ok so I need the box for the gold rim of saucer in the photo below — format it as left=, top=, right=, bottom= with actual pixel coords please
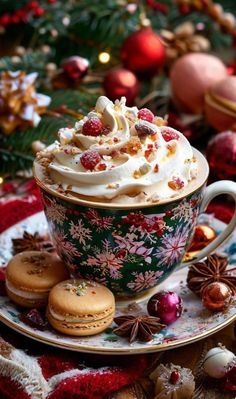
left=33, top=148, right=209, bottom=210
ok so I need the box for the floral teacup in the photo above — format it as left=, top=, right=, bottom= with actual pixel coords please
left=35, top=149, right=236, bottom=297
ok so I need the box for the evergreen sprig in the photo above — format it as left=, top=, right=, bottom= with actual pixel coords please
left=0, top=90, right=96, bottom=176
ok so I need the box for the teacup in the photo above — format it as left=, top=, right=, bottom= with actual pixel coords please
left=34, top=148, right=236, bottom=297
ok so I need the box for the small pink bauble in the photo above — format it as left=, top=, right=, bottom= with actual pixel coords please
left=147, top=290, right=183, bottom=325
left=205, top=76, right=236, bottom=131
left=170, top=53, right=227, bottom=114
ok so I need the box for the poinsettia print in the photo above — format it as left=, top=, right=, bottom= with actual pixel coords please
left=114, top=233, right=154, bottom=264
left=154, top=224, right=190, bottom=267
left=44, top=197, right=66, bottom=225
left=53, top=228, right=82, bottom=262
left=127, top=270, right=163, bottom=292
left=84, top=240, right=123, bottom=279
left=85, top=208, right=114, bottom=232
left=69, top=220, right=92, bottom=246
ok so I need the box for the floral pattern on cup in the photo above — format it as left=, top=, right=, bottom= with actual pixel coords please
left=41, top=189, right=203, bottom=296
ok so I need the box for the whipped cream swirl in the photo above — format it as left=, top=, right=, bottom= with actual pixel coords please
left=46, top=96, right=197, bottom=201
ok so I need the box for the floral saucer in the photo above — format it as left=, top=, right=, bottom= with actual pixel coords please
left=0, top=212, right=235, bottom=354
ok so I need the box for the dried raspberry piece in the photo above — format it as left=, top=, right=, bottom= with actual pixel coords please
left=82, top=118, right=103, bottom=136
left=80, top=150, right=101, bottom=170
left=161, top=128, right=179, bottom=142
left=138, top=108, right=154, bottom=123
left=135, top=122, right=156, bottom=137
left=19, top=309, right=48, bottom=331
left=97, top=163, right=107, bottom=171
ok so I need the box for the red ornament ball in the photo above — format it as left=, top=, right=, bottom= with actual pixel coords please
left=103, top=68, right=140, bottom=106
left=62, top=56, right=89, bottom=81
left=206, top=131, right=236, bottom=181
left=120, top=28, right=166, bottom=75
left=202, top=282, right=232, bottom=312
left=147, top=291, right=183, bottom=325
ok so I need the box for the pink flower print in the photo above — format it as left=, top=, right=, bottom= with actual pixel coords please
left=53, top=230, right=82, bottom=262
left=85, top=246, right=123, bottom=279
left=127, top=270, right=163, bottom=292
left=85, top=208, right=114, bottom=232
left=155, top=224, right=189, bottom=267
left=114, top=233, right=154, bottom=263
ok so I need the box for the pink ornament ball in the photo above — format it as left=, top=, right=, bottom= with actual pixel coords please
left=170, top=53, right=227, bottom=114
left=205, top=76, right=236, bottom=131
left=147, top=290, right=183, bottom=325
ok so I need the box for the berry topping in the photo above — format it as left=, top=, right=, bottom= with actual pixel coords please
left=169, top=371, right=181, bottom=385
left=82, top=118, right=103, bottom=136
left=135, top=122, right=156, bottom=137
left=138, top=108, right=154, bottom=123
left=80, top=150, right=101, bottom=171
left=161, top=128, right=179, bottom=142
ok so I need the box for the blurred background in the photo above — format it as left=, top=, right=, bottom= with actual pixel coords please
left=0, top=0, right=235, bottom=184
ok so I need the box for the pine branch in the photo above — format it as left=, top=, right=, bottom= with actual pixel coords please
left=0, top=89, right=96, bottom=176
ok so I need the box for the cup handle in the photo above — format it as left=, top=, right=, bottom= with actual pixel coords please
left=184, top=180, right=236, bottom=266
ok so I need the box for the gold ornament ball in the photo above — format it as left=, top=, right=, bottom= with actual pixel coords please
left=202, top=282, right=232, bottom=312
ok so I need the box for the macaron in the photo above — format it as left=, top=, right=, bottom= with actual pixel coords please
left=6, top=251, right=68, bottom=308
left=47, top=279, right=115, bottom=336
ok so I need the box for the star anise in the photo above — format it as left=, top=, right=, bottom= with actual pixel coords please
left=113, top=315, right=166, bottom=343
left=12, top=231, right=55, bottom=254
left=187, top=254, right=236, bottom=296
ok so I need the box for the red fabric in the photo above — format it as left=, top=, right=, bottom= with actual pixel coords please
left=0, top=376, right=31, bottom=399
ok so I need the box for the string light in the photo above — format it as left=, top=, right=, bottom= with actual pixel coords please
left=98, top=52, right=110, bottom=64
left=0, top=177, right=4, bottom=185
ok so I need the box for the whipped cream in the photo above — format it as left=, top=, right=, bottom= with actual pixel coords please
left=37, top=96, right=198, bottom=202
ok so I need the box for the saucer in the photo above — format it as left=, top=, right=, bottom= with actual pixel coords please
left=0, top=212, right=235, bottom=354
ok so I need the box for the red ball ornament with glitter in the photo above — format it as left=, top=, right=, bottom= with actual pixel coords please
left=147, top=290, right=183, bottom=325
left=62, top=56, right=89, bottom=81
left=206, top=131, right=236, bottom=181
left=202, top=282, right=232, bottom=312
left=120, top=28, right=166, bottom=75
left=103, top=68, right=140, bottom=106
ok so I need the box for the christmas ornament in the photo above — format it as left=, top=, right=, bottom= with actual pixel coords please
left=187, top=254, right=236, bottom=297
left=12, top=231, right=54, bottom=254
left=205, top=76, right=236, bottom=131
left=170, top=53, right=227, bottom=114
left=103, top=68, right=140, bottom=105
left=202, top=281, right=233, bottom=312
left=62, top=56, right=89, bottom=81
left=185, top=224, right=216, bottom=261
left=203, top=345, right=235, bottom=379
left=147, top=291, right=183, bottom=325
left=206, top=131, right=236, bottom=181
left=150, top=363, right=195, bottom=398
left=113, top=315, right=165, bottom=343
left=161, top=22, right=210, bottom=65
left=120, top=28, right=166, bottom=75
left=0, top=71, right=51, bottom=135
left=224, top=365, right=236, bottom=392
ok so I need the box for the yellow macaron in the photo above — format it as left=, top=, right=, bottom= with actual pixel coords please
left=47, top=279, right=115, bottom=336
left=6, top=251, right=69, bottom=308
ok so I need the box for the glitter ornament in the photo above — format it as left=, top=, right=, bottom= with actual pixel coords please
left=203, top=345, right=235, bottom=379
left=120, top=28, right=166, bottom=75
left=202, top=281, right=233, bottom=312
left=62, top=56, right=89, bottom=81
left=0, top=71, right=51, bottom=135
left=147, top=291, right=183, bottom=325
left=206, top=131, right=236, bottom=181
left=224, top=365, right=236, bottom=392
left=103, top=68, right=140, bottom=106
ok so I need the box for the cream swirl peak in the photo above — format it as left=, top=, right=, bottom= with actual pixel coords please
left=39, top=96, right=198, bottom=201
